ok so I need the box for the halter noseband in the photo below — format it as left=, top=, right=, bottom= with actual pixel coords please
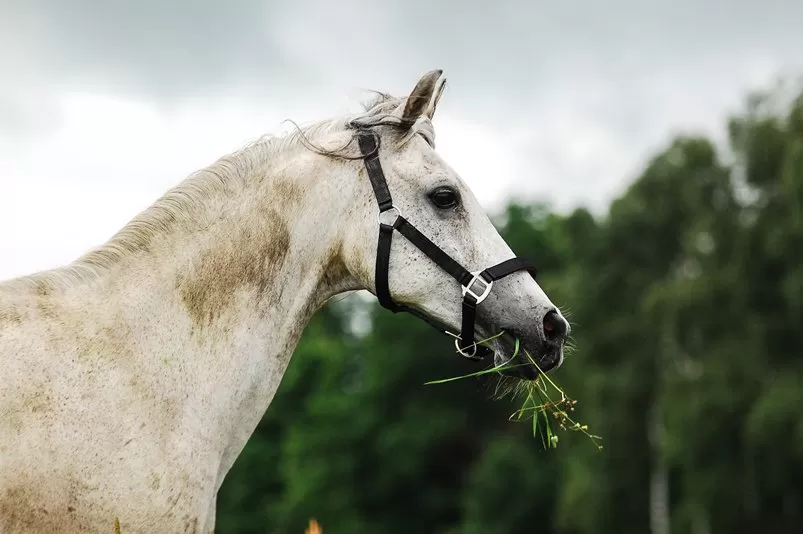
left=357, top=130, right=538, bottom=360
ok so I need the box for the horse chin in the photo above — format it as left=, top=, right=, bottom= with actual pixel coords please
left=497, top=361, right=540, bottom=381
left=489, top=330, right=564, bottom=382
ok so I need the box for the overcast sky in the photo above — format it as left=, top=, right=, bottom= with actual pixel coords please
left=1, top=0, right=802, bottom=281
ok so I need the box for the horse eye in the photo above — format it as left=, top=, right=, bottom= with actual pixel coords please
left=429, top=187, right=459, bottom=209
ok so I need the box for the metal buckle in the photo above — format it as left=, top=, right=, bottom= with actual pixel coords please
left=377, top=205, right=401, bottom=226
left=462, top=271, right=493, bottom=304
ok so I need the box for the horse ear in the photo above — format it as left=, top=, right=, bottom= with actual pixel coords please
left=401, top=69, right=444, bottom=123
left=425, top=76, right=446, bottom=120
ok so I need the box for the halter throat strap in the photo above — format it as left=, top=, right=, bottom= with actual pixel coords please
left=357, top=130, right=537, bottom=360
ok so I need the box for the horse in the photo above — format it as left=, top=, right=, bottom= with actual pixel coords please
left=0, top=70, right=570, bottom=533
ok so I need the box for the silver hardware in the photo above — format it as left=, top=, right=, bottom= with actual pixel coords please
left=462, top=271, right=493, bottom=304
left=454, top=338, right=482, bottom=359
left=377, top=206, right=401, bottom=226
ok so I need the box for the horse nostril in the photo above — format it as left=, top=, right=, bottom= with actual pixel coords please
left=542, top=309, right=568, bottom=342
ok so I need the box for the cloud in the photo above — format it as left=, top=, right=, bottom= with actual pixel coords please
left=2, top=0, right=295, bottom=94
left=1, top=0, right=803, bottom=279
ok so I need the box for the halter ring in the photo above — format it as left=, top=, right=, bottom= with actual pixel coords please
left=454, top=338, right=482, bottom=360
left=377, top=206, right=402, bottom=226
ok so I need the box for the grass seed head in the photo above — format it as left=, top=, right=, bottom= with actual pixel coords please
left=425, top=332, right=603, bottom=451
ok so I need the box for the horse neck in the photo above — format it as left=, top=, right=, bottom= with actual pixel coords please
left=73, top=144, right=358, bottom=484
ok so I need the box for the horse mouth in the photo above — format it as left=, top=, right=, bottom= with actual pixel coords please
left=490, top=329, right=564, bottom=381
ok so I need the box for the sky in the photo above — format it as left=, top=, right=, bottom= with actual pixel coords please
left=1, top=0, right=802, bottom=281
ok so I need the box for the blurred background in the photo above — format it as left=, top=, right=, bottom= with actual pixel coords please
left=2, top=1, right=802, bottom=533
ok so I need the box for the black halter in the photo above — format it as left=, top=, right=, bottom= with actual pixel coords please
left=357, top=129, right=538, bottom=360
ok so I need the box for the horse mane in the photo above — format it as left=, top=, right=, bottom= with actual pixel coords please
left=0, top=91, right=430, bottom=295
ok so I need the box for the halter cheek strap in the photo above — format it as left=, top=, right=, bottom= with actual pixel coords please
left=357, top=130, right=537, bottom=360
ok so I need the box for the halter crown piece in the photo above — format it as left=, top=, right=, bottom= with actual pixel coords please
left=357, top=130, right=538, bottom=360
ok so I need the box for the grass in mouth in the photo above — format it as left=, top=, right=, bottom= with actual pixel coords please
left=425, top=333, right=603, bottom=450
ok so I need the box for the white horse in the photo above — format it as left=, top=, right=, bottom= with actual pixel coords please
left=0, top=70, right=569, bottom=533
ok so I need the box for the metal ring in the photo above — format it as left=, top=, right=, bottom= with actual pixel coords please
left=454, top=338, right=482, bottom=360
left=377, top=206, right=401, bottom=226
